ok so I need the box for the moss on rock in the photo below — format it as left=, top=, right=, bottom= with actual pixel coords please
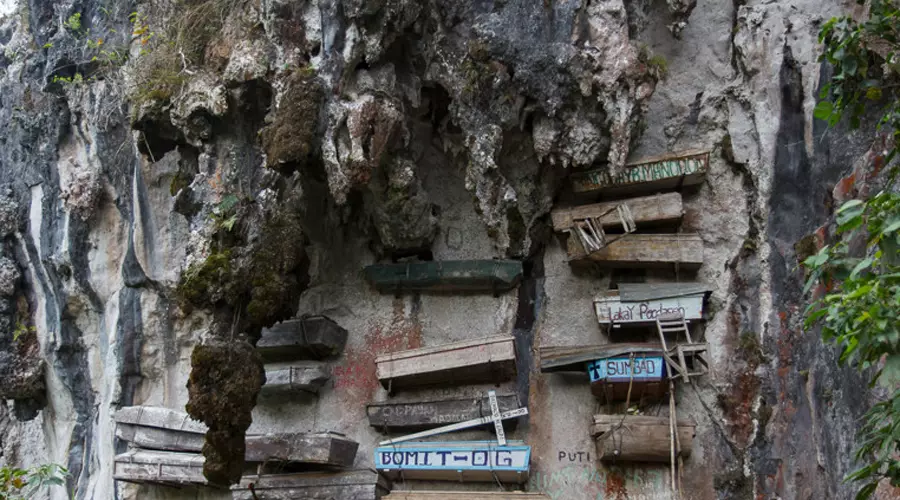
left=260, top=72, right=323, bottom=171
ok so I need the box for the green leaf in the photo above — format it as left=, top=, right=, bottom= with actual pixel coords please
left=879, top=355, right=900, bottom=388
left=814, top=101, right=835, bottom=121
left=838, top=199, right=865, bottom=213
left=854, top=480, right=878, bottom=500
left=850, top=257, right=874, bottom=279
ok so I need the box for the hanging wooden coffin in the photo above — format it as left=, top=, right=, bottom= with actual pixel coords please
left=539, top=343, right=665, bottom=373
left=375, top=441, right=531, bottom=483
left=364, top=260, right=523, bottom=294
left=386, top=492, right=551, bottom=499
left=233, top=469, right=391, bottom=500
left=571, top=150, right=709, bottom=197
left=551, top=192, right=684, bottom=232
left=567, top=233, right=704, bottom=267
left=257, top=315, right=349, bottom=362
left=244, top=432, right=358, bottom=467
left=114, top=406, right=206, bottom=453
left=262, top=362, right=330, bottom=394
left=367, top=394, right=521, bottom=432
left=587, top=355, right=668, bottom=401
left=376, top=336, right=516, bottom=391
left=113, top=449, right=209, bottom=487
left=590, top=415, right=695, bottom=462
left=593, top=283, right=711, bottom=325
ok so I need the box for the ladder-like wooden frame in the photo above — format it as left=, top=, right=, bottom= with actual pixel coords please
left=655, top=313, right=709, bottom=382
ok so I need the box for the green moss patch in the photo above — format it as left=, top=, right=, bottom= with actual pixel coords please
left=260, top=72, right=324, bottom=171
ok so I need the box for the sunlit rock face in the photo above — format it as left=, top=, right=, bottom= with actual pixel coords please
left=0, top=0, right=887, bottom=499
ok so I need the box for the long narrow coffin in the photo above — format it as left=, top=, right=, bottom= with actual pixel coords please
left=593, top=283, right=711, bottom=325
left=233, top=469, right=390, bottom=499
left=245, top=432, right=358, bottom=466
left=375, top=441, right=530, bottom=483
left=258, top=315, right=349, bottom=362
left=376, top=336, right=516, bottom=391
left=551, top=192, right=684, bottom=232
left=567, top=233, right=704, bottom=267
left=113, top=449, right=208, bottom=487
left=571, top=150, right=709, bottom=197
left=540, top=343, right=666, bottom=373
left=114, top=406, right=206, bottom=452
left=367, top=394, right=521, bottom=432
left=386, top=492, right=550, bottom=499
left=587, top=354, right=668, bottom=401
left=364, top=260, right=523, bottom=293
left=262, top=362, right=330, bottom=394
left=591, top=415, right=695, bottom=462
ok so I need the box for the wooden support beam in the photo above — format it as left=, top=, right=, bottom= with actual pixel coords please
left=233, top=469, right=391, bottom=500
left=590, top=415, right=695, bottom=462
left=551, top=192, right=684, bottom=232
left=571, top=150, right=709, bottom=197
left=263, top=363, right=330, bottom=394
left=367, top=394, right=521, bottom=432
left=258, top=315, right=349, bottom=362
left=567, top=233, right=704, bottom=268
left=376, top=336, right=516, bottom=391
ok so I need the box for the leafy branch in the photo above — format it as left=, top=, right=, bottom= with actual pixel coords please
left=0, top=463, right=68, bottom=500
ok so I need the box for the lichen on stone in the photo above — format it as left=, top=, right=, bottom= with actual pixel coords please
left=260, top=71, right=324, bottom=171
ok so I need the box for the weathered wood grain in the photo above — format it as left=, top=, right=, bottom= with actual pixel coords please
left=551, top=192, right=683, bottom=231
left=386, top=492, right=550, bottom=499
left=262, top=362, right=330, bottom=394
left=113, top=449, right=209, bottom=487
left=376, top=336, right=516, bottom=391
left=258, top=315, right=348, bottom=362
left=540, top=343, right=665, bottom=373
left=367, top=394, right=521, bottom=432
left=114, top=406, right=206, bottom=452
left=245, top=432, right=358, bottom=466
left=233, top=469, right=390, bottom=499
left=590, top=415, right=695, bottom=462
left=571, top=150, right=708, bottom=196
left=567, top=233, right=704, bottom=267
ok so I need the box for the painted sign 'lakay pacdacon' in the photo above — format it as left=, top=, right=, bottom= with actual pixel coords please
left=375, top=441, right=530, bottom=483
left=593, top=283, right=711, bottom=325
left=572, top=150, right=709, bottom=195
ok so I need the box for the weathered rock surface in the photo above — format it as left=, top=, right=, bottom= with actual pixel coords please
left=0, top=0, right=893, bottom=499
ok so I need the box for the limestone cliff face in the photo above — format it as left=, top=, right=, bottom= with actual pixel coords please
left=0, top=0, right=887, bottom=499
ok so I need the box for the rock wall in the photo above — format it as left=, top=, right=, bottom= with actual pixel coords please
left=0, top=0, right=891, bottom=499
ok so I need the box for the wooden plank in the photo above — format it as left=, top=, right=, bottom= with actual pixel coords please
left=571, top=150, right=709, bottom=196
left=551, top=192, right=683, bottom=231
left=539, top=343, right=665, bottom=373
left=590, top=415, right=695, bottom=462
left=593, top=288, right=707, bottom=325
left=114, top=406, right=206, bottom=452
left=375, top=441, right=530, bottom=483
left=376, top=337, right=516, bottom=391
left=258, top=315, right=348, bottom=362
left=245, top=432, right=358, bottom=467
left=386, top=492, right=550, bottom=499
left=567, top=233, right=704, bottom=267
left=364, top=260, right=523, bottom=293
left=379, top=408, right=528, bottom=445
left=263, top=362, right=330, bottom=394
left=367, top=394, right=521, bottom=432
left=233, top=469, right=391, bottom=499
left=113, top=450, right=209, bottom=487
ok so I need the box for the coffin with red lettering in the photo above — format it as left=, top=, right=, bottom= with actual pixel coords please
left=375, top=441, right=530, bottom=483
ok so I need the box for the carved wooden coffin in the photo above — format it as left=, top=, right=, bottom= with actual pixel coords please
left=376, top=336, right=516, bottom=391
left=593, top=283, right=711, bottom=325
left=262, top=362, right=330, bottom=394
left=233, top=469, right=391, bottom=499
left=367, top=394, right=521, bottom=432
left=113, top=449, right=208, bottom=487
left=591, top=415, right=695, bottom=462
left=114, top=406, right=206, bottom=453
left=258, top=315, right=348, bottom=362
left=364, top=260, right=523, bottom=293
left=571, top=150, right=709, bottom=197
left=567, top=233, right=704, bottom=267
left=386, top=492, right=550, bottom=499
left=551, top=192, right=684, bottom=232
left=540, top=343, right=665, bottom=373
left=245, top=432, right=358, bottom=467
left=375, top=441, right=531, bottom=483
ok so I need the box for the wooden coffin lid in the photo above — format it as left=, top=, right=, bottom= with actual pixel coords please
left=551, top=192, right=683, bottom=231
left=114, top=406, right=207, bottom=433
left=590, top=414, right=696, bottom=435
left=233, top=469, right=391, bottom=496
left=376, top=336, right=515, bottom=364
left=539, top=343, right=666, bottom=372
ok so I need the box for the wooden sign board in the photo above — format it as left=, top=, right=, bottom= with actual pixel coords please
left=263, top=362, right=330, bottom=394
left=386, top=492, right=551, bottom=499
left=375, top=441, right=530, bottom=483
left=539, top=343, right=665, bottom=373
left=364, top=260, right=523, bottom=294
left=113, top=450, right=208, bottom=487
left=245, top=432, right=358, bottom=467
left=567, top=233, right=703, bottom=267
left=114, top=406, right=206, bottom=453
left=586, top=356, right=666, bottom=383
left=233, top=469, right=391, bottom=499
left=258, top=315, right=349, bottom=362
left=376, top=336, right=516, bottom=391
left=594, top=285, right=708, bottom=325
left=367, top=394, right=521, bottom=432
left=551, top=192, right=684, bottom=232
left=571, top=150, right=709, bottom=196
left=591, top=415, right=695, bottom=462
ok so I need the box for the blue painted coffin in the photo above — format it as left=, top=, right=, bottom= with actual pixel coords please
left=585, top=356, right=666, bottom=383
left=375, top=441, right=530, bottom=483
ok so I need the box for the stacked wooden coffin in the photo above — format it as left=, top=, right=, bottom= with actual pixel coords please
left=258, top=315, right=348, bottom=395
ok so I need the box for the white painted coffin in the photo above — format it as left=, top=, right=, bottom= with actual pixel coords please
left=113, top=449, right=208, bottom=487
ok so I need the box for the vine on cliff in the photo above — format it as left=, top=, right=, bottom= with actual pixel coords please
left=806, top=1, right=900, bottom=498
